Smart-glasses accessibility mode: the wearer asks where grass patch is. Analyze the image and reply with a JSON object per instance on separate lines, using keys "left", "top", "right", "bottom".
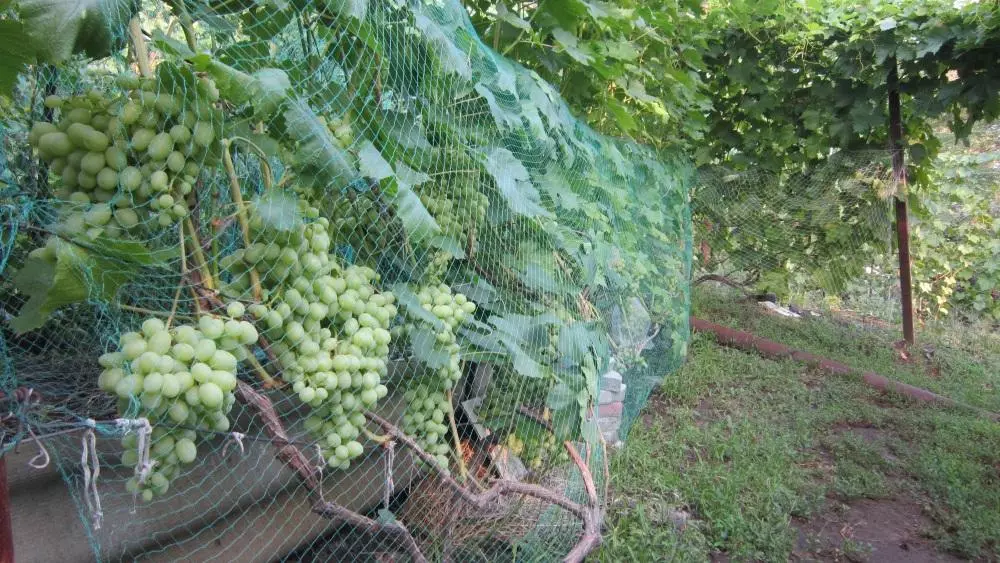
{"left": 599, "top": 290, "right": 1000, "bottom": 561}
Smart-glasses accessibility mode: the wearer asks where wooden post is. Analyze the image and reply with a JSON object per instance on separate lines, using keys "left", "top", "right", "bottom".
{"left": 0, "top": 457, "right": 14, "bottom": 563}
{"left": 888, "top": 58, "right": 915, "bottom": 345}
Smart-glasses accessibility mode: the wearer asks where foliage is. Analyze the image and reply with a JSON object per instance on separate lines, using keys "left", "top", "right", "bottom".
{"left": 0, "top": 0, "right": 691, "bottom": 499}
{"left": 910, "top": 131, "right": 1000, "bottom": 321}
{"left": 464, "top": 0, "right": 710, "bottom": 149}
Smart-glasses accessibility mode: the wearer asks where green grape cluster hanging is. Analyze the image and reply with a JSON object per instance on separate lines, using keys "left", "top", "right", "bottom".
{"left": 97, "top": 312, "right": 255, "bottom": 499}
{"left": 27, "top": 75, "right": 221, "bottom": 240}
{"left": 224, "top": 197, "right": 396, "bottom": 470}
{"left": 417, "top": 176, "right": 488, "bottom": 242}
{"left": 400, "top": 283, "right": 476, "bottom": 469}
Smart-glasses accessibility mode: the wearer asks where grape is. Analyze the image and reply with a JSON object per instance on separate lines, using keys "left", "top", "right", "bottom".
{"left": 398, "top": 284, "right": 477, "bottom": 470}
{"left": 26, "top": 77, "right": 223, "bottom": 248}
{"left": 222, "top": 198, "right": 396, "bottom": 469}
{"left": 99, "top": 313, "right": 250, "bottom": 500}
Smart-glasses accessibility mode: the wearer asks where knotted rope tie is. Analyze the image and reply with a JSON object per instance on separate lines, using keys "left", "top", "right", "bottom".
{"left": 221, "top": 432, "right": 246, "bottom": 457}
{"left": 81, "top": 419, "right": 103, "bottom": 529}
{"left": 115, "top": 417, "right": 153, "bottom": 510}
{"left": 383, "top": 440, "right": 395, "bottom": 510}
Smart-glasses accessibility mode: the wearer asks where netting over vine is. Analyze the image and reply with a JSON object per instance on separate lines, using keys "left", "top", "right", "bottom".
{"left": 0, "top": 0, "right": 692, "bottom": 560}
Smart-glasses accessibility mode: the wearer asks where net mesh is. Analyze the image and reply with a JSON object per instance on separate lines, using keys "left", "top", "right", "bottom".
{"left": 692, "top": 145, "right": 1000, "bottom": 340}
{"left": 0, "top": 1, "right": 692, "bottom": 561}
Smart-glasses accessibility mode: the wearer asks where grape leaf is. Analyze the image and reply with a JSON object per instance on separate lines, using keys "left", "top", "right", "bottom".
{"left": 546, "top": 381, "right": 575, "bottom": 410}
{"left": 389, "top": 161, "right": 440, "bottom": 243}
{"left": 283, "top": 98, "right": 359, "bottom": 186}
{"left": 409, "top": 326, "right": 450, "bottom": 369}
{"left": 357, "top": 141, "right": 394, "bottom": 181}
{"left": 10, "top": 237, "right": 136, "bottom": 333}
{"left": 551, "top": 28, "right": 593, "bottom": 65}
{"left": 495, "top": 3, "right": 531, "bottom": 32}
{"left": 17, "top": 0, "right": 136, "bottom": 63}
{"left": 253, "top": 191, "right": 302, "bottom": 232}
{"left": 0, "top": 20, "right": 33, "bottom": 98}
{"left": 250, "top": 68, "right": 291, "bottom": 116}
{"left": 392, "top": 284, "right": 446, "bottom": 331}
{"left": 477, "top": 147, "right": 550, "bottom": 218}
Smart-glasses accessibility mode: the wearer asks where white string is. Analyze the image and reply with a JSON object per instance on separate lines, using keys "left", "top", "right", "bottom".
{"left": 115, "top": 417, "right": 153, "bottom": 510}
{"left": 26, "top": 425, "right": 50, "bottom": 469}
{"left": 314, "top": 444, "right": 326, "bottom": 503}
{"left": 80, "top": 419, "right": 103, "bottom": 530}
{"left": 221, "top": 432, "right": 246, "bottom": 457}
{"left": 384, "top": 440, "right": 395, "bottom": 510}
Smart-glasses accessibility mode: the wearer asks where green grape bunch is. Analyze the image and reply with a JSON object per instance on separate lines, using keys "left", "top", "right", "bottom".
{"left": 398, "top": 283, "right": 477, "bottom": 469}
{"left": 221, "top": 199, "right": 335, "bottom": 298}
{"left": 259, "top": 262, "right": 394, "bottom": 470}
{"left": 96, "top": 312, "right": 256, "bottom": 500}
{"left": 417, "top": 176, "right": 488, "bottom": 242}
{"left": 27, "top": 74, "right": 221, "bottom": 241}
{"left": 221, "top": 194, "right": 397, "bottom": 470}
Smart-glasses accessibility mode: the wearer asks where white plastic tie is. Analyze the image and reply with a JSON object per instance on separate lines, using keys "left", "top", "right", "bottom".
{"left": 221, "top": 432, "right": 246, "bottom": 457}
{"left": 384, "top": 440, "right": 395, "bottom": 510}
{"left": 26, "top": 425, "right": 50, "bottom": 469}
{"left": 80, "top": 419, "right": 103, "bottom": 529}
{"left": 314, "top": 443, "right": 326, "bottom": 503}
{"left": 115, "top": 417, "right": 154, "bottom": 510}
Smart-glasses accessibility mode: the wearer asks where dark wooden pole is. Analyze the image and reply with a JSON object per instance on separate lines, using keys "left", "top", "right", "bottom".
{"left": 0, "top": 457, "right": 13, "bottom": 563}
{"left": 888, "top": 58, "right": 915, "bottom": 345}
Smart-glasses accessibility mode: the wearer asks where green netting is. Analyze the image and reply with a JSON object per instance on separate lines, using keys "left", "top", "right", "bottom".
{"left": 0, "top": 1, "right": 692, "bottom": 561}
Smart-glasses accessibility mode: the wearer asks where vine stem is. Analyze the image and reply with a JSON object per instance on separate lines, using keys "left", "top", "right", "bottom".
{"left": 223, "top": 139, "right": 263, "bottom": 302}
{"left": 184, "top": 218, "right": 215, "bottom": 290}
{"left": 445, "top": 390, "right": 471, "bottom": 483}
{"left": 174, "top": 0, "right": 198, "bottom": 52}
{"left": 244, "top": 352, "right": 277, "bottom": 388}
{"left": 166, "top": 226, "right": 186, "bottom": 328}
{"left": 363, "top": 410, "right": 603, "bottom": 562}
{"left": 233, "top": 382, "right": 426, "bottom": 563}
{"left": 361, "top": 427, "right": 392, "bottom": 444}
{"left": 128, "top": 18, "right": 152, "bottom": 78}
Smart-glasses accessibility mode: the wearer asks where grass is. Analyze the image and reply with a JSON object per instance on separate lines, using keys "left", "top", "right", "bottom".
{"left": 597, "top": 289, "right": 1000, "bottom": 561}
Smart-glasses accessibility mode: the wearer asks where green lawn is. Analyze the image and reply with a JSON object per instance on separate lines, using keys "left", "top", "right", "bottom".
{"left": 598, "top": 291, "right": 1000, "bottom": 561}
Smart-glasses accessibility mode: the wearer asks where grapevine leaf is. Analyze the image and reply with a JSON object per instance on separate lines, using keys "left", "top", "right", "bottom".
{"left": 253, "top": 191, "right": 302, "bottom": 231}
{"left": 10, "top": 238, "right": 135, "bottom": 333}
{"left": 0, "top": 20, "right": 33, "bottom": 98}
{"left": 496, "top": 3, "right": 531, "bottom": 32}
{"left": 452, "top": 278, "right": 497, "bottom": 308}
{"left": 283, "top": 98, "right": 359, "bottom": 185}
{"left": 17, "top": 0, "right": 136, "bottom": 63}
{"left": 415, "top": 13, "right": 472, "bottom": 80}
{"left": 319, "top": 0, "right": 368, "bottom": 21}
{"left": 250, "top": 68, "right": 291, "bottom": 116}
{"left": 581, "top": 417, "right": 600, "bottom": 445}
{"left": 70, "top": 233, "right": 177, "bottom": 266}
{"left": 387, "top": 161, "right": 440, "bottom": 242}
{"left": 547, "top": 381, "right": 574, "bottom": 409}
{"left": 557, "top": 322, "right": 600, "bottom": 366}
{"left": 519, "top": 261, "right": 564, "bottom": 294}
{"left": 500, "top": 335, "right": 546, "bottom": 378}
{"left": 425, "top": 235, "right": 463, "bottom": 259}
{"left": 395, "top": 161, "right": 431, "bottom": 187}
{"left": 392, "top": 284, "right": 446, "bottom": 331}
{"left": 357, "top": 141, "right": 394, "bottom": 181}
{"left": 151, "top": 30, "right": 195, "bottom": 58}
{"left": 551, "top": 28, "right": 593, "bottom": 65}
{"left": 409, "top": 326, "right": 450, "bottom": 369}
{"left": 474, "top": 84, "right": 520, "bottom": 130}
{"left": 392, "top": 183, "right": 440, "bottom": 243}
{"left": 477, "top": 148, "right": 550, "bottom": 218}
